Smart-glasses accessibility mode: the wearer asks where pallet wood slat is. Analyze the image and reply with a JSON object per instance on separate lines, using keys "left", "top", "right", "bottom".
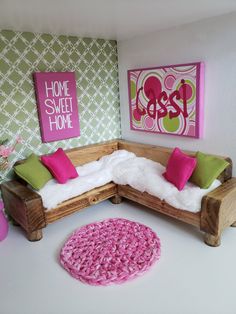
{"left": 118, "top": 185, "right": 200, "bottom": 227}
{"left": 1, "top": 180, "right": 46, "bottom": 239}
{"left": 65, "top": 140, "right": 118, "bottom": 166}
{"left": 46, "top": 183, "right": 117, "bottom": 223}
{"left": 14, "top": 140, "right": 118, "bottom": 167}
{"left": 117, "top": 140, "right": 232, "bottom": 183}
{"left": 201, "top": 178, "right": 236, "bottom": 245}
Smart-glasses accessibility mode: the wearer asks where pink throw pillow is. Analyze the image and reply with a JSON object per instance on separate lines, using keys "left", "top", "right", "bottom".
{"left": 41, "top": 148, "right": 78, "bottom": 184}
{"left": 163, "top": 147, "right": 197, "bottom": 191}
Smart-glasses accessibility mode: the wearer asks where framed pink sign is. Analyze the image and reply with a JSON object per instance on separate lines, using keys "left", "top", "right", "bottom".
{"left": 34, "top": 72, "right": 80, "bottom": 143}
{"left": 128, "top": 62, "right": 204, "bottom": 138}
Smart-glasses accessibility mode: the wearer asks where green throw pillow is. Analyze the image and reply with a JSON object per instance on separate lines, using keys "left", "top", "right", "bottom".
{"left": 14, "top": 153, "right": 53, "bottom": 190}
{"left": 190, "top": 151, "right": 229, "bottom": 189}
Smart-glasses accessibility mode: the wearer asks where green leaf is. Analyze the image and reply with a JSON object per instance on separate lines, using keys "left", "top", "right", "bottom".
{"left": 0, "top": 139, "right": 9, "bottom": 145}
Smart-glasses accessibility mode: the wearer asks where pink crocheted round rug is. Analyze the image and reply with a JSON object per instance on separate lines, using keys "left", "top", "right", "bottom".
{"left": 60, "top": 218, "right": 161, "bottom": 286}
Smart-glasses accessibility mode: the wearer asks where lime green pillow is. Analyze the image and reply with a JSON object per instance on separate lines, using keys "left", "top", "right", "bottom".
{"left": 190, "top": 151, "right": 229, "bottom": 189}
{"left": 14, "top": 153, "right": 53, "bottom": 190}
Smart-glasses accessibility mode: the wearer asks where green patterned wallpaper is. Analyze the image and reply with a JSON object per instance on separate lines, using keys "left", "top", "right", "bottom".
{"left": 0, "top": 30, "right": 121, "bottom": 182}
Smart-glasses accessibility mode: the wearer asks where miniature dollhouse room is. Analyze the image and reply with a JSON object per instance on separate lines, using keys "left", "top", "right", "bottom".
{"left": 1, "top": 1, "right": 236, "bottom": 314}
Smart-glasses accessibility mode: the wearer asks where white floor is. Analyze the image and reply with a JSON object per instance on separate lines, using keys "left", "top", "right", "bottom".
{"left": 1, "top": 200, "right": 236, "bottom": 314}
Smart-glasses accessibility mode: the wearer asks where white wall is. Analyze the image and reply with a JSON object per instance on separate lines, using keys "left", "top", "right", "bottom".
{"left": 118, "top": 12, "right": 236, "bottom": 175}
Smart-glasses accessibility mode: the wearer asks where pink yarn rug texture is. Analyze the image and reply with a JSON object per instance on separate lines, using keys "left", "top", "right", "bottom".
{"left": 60, "top": 218, "right": 161, "bottom": 285}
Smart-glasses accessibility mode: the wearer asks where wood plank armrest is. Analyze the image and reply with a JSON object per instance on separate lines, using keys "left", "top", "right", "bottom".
{"left": 200, "top": 178, "right": 236, "bottom": 236}
{"left": 1, "top": 180, "right": 46, "bottom": 234}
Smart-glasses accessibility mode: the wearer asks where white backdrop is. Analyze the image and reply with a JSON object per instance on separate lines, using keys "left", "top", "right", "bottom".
{"left": 118, "top": 12, "right": 236, "bottom": 175}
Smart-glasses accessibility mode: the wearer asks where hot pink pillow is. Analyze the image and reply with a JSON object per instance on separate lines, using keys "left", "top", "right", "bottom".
{"left": 163, "top": 147, "right": 197, "bottom": 191}
{"left": 41, "top": 148, "right": 78, "bottom": 184}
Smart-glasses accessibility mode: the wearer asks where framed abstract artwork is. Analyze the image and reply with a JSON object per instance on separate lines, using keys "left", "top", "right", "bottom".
{"left": 34, "top": 72, "right": 80, "bottom": 143}
{"left": 128, "top": 62, "right": 204, "bottom": 138}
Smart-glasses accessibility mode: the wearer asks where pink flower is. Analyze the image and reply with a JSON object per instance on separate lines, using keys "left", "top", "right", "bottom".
{"left": 16, "top": 136, "right": 23, "bottom": 144}
{"left": 10, "top": 136, "right": 23, "bottom": 151}
{"left": 0, "top": 145, "right": 14, "bottom": 158}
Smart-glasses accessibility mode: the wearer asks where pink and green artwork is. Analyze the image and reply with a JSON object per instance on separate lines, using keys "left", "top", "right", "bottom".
{"left": 128, "top": 62, "right": 204, "bottom": 138}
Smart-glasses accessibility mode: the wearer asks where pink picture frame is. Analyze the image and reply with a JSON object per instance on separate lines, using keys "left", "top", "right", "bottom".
{"left": 34, "top": 72, "right": 80, "bottom": 143}
{"left": 128, "top": 62, "right": 204, "bottom": 138}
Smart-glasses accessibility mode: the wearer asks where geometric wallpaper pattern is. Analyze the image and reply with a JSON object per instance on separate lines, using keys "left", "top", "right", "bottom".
{"left": 0, "top": 29, "right": 121, "bottom": 182}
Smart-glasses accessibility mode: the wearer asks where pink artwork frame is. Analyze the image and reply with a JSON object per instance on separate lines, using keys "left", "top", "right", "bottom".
{"left": 34, "top": 72, "right": 80, "bottom": 143}
{"left": 128, "top": 62, "right": 204, "bottom": 138}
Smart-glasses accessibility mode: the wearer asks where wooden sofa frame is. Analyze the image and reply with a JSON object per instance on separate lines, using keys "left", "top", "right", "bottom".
{"left": 1, "top": 139, "right": 236, "bottom": 247}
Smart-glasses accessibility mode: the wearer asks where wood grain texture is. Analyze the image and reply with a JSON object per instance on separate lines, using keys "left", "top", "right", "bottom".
{"left": 27, "top": 229, "right": 43, "bottom": 241}
{"left": 1, "top": 180, "right": 46, "bottom": 234}
{"left": 110, "top": 194, "right": 123, "bottom": 204}
{"left": 204, "top": 233, "right": 221, "bottom": 247}
{"left": 9, "top": 215, "right": 20, "bottom": 226}
{"left": 46, "top": 183, "right": 117, "bottom": 223}
{"left": 14, "top": 140, "right": 118, "bottom": 167}
{"left": 118, "top": 185, "right": 200, "bottom": 227}
{"left": 201, "top": 178, "right": 236, "bottom": 245}
{"left": 118, "top": 140, "right": 232, "bottom": 182}
{"left": 66, "top": 140, "right": 118, "bottom": 166}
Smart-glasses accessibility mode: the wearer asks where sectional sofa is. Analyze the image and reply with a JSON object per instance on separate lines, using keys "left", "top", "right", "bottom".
{"left": 1, "top": 139, "right": 236, "bottom": 246}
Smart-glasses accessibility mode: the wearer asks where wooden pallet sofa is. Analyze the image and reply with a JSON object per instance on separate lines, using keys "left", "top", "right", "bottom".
{"left": 1, "top": 139, "right": 236, "bottom": 247}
